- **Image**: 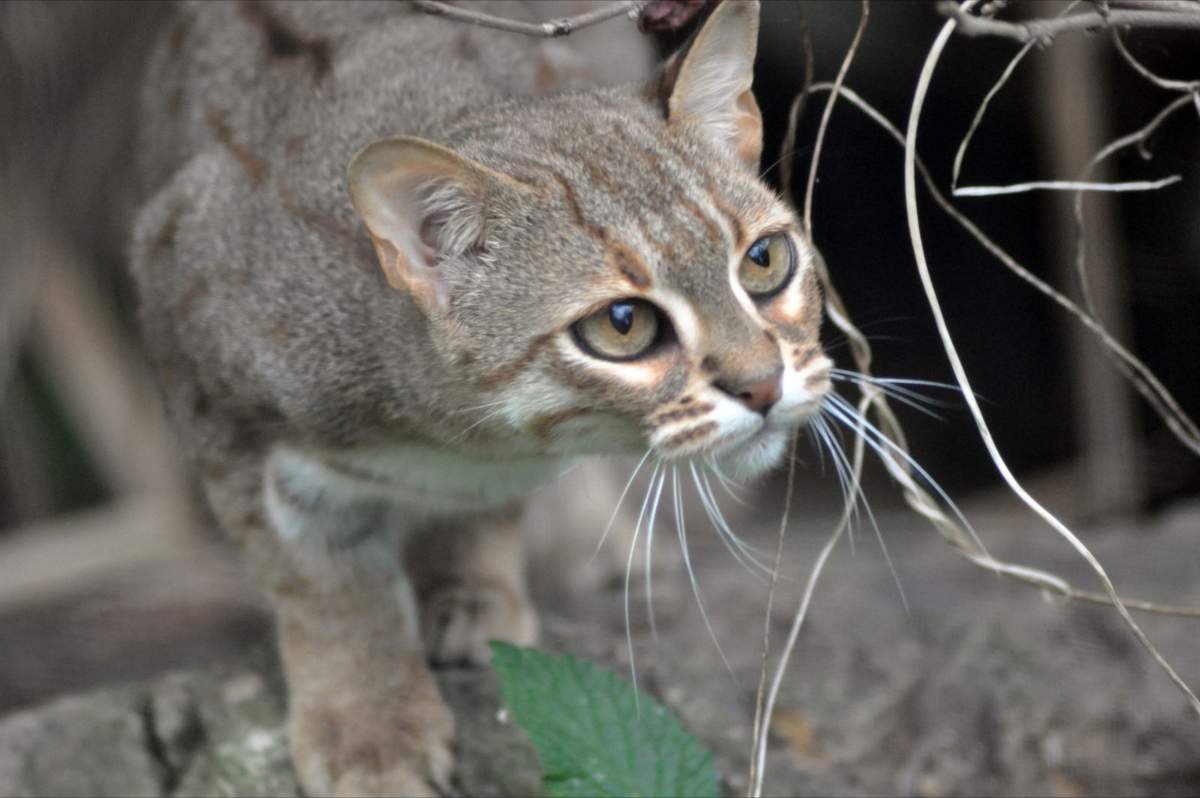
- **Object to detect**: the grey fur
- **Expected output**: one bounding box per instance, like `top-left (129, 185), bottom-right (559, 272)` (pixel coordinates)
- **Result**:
top-left (130, 2), bottom-right (825, 794)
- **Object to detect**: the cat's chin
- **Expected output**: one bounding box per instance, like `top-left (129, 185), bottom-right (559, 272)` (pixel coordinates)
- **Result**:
top-left (712, 426), bottom-right (791, 482)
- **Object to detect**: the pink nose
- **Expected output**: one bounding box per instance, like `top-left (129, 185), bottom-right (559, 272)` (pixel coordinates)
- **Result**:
top-left (716, 368), bottom-right (782, 415)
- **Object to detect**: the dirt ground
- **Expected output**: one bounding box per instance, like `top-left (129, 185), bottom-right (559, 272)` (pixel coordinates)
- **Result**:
top-left (1, 475), bottom-right (1198, 797)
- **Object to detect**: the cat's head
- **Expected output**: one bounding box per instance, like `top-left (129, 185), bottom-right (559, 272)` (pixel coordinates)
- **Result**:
top-left (349, 0), bottom-right (829, 479)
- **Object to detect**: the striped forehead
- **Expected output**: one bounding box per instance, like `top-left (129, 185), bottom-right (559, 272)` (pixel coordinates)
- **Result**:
top-left (474, 103), bottom-right (786, 301)
top-left (547, 123), bottom-right (780, 291)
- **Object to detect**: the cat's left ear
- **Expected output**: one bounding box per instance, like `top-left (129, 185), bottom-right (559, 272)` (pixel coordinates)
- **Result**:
top-left (348, 137), bottom-right (516, 311)
top-left (660, 0), bottom-right (762, 169)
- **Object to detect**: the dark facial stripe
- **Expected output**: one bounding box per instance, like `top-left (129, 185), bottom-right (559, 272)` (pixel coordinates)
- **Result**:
top-left (528, 407), bottom-right (591, 440)
top-left (701, 179), bottom-right (747, 248)
top-left (603, 116), bottom-right (731, 249)
top-left (610, 241), bottom-right (652, 289)
top-left (476, 332), bottom-right (554, 390)
top-left (659, 421), bottom-right (718, 451)
top-left (536, 163), bottom-right (655, 289)
top-left (654, 403), bottom-right (714, 424)
top-left (678, 195), bottom-right (724, 246)
top-left (634, 217), bottom-right (682, 266)
top-left (542, 167), bottom-right (614, 249)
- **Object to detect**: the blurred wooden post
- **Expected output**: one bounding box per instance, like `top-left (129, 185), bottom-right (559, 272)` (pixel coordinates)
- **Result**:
top-left (1033, 24), bottom-right (1143, 516)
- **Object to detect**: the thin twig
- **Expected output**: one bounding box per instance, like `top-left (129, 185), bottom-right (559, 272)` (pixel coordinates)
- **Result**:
top-left (802, 0), bottom-right (869, 233)
top-left (747, 439), bottom-right (797, 795)
top-left (1112, 29), bottom-right (1200, 92)
top-left (1108, 0), bottom-right (1200, 13)
top-left (411, 0), bottom-right (646, 37)
top-left (778, 77), bottom-right (1200, 748)
top-left (949, 2), bottom-right (1185, 196)
top-left (755, 75), bottom-right (1200, 792)
top-left (910, 1), bottom-right (1200, 717)
top-left (1069, 92), bottom-right (1200, 455)
top-left (937, 2), bottom-right (1200, 43)
top-left (752, 5), bottom-right (870, 793)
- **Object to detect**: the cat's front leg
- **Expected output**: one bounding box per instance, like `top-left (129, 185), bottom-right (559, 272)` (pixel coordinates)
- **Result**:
top-left (277, 584), bottom-right (453, 798)
top-left (206, 445), bottom-right (454, 797)
top-left (405, 508), bottom-right (538, 667)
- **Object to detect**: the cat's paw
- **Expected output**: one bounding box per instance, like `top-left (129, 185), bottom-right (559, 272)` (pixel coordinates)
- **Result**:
top-left (288, 683), bottom-right (454, 797)
top-left (420, 581), bottom-right (538, 667)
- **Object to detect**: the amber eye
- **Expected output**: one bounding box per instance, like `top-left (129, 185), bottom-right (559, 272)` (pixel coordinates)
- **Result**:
top-left (572, 300), bottom-right (661, 361)
top-left (738, 233), bottom-right (795, 298)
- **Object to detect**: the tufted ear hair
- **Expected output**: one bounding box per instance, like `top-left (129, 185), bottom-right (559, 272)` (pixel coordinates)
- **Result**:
top-left (659, 0), bottom-right (762, 169)
top-left (348, 137), bottom-right (514, 311)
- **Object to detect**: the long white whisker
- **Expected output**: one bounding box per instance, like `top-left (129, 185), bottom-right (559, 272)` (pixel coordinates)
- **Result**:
top-left (813, 417), bottom-right (855, 528)
top-left (806, 423), bottom-right (828, 477)
top-left (624, 461), bottom-right (661, 714)
top-left (590, 447), bottom-right (654, 563)
top-left (446, 405), bottom-right (509, 444)
top-left (818, 411), bottom-right (910, 615)
top-left (817, 413), bottom-right (862, 539)
top-left (644, 469), bottom-right (667, 645)
top-left (823, 394), bottom-right (989, 561)
top-left (690, 463), bottom-right (772, 583)
top-left (815, 416), bottom-right (859, 554)
top-left (706, 455), bottom-right (749, 505)
top-left (832, 371), bottom-right (960, 409)
top-left (830, 368), bottom-right (967, 393)
top-left (831, 369), bottom-right (970, 399)
top-left (831, 375), bottom-right (948, 420)
top-left (459, 396), bottom-right (511, 413)
top-left (673, 466), bottom-right (736, 681)
top-left (698, 467), bottom-right (779, 571)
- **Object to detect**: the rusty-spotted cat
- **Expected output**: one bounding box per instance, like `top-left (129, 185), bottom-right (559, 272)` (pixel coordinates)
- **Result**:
top-left (130, 1), bottom-right (830, 794)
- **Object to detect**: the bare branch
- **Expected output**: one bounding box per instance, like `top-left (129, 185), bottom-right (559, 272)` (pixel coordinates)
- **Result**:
top-left (938, 1), bottom-right (1200, 43)
top-left (411, 0), bottom-right (646, 37)
top-left (906, 3), bottom-right (1200, 717)
top-left (1112, 29), bottom-right (1200, 92)
top-left (802, 0), bottom-right (869, 233)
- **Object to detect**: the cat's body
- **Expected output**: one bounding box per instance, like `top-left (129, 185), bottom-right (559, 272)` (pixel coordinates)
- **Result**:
top-left (131, 1), bottom-right (829, 793)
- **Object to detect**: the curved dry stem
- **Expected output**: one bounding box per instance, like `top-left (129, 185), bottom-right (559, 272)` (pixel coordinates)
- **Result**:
top-left (802, 0), bottom-right (869, 233)
top-left (1072, 92), bottom-right (1197, 315)
top-left (412, 0), bottom-right (645, 37)
top-left (908, 1), bottom-right (1199, 716)
top-left (752, 5), bottom-right (869, 792)
top-left (938, 2), bottom-right (1200, 43)
top-left (1112, 30), bottom-right (1200, 93)
top-left (951, 2), bottom-right (1182, 198)
top-left (812, 79), bottom-right (1200, 588)
top-left (747, 436), bottom-right (797, 794)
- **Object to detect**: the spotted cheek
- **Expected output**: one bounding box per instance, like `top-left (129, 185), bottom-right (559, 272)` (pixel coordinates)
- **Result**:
top-left (648, 386), bottom-right (761, 460)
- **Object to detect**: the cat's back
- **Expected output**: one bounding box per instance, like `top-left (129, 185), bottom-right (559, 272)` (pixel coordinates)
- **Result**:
top-left (139, 1), bottom-right (522, 200)
top-left (137, 0), bottom-right (654, 200)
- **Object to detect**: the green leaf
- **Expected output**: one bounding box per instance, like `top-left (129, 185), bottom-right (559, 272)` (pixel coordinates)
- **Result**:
top-left (490, 642), bottom-right (720, 798)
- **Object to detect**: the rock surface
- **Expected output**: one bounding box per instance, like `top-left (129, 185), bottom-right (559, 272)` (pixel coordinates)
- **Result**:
top-left (2, 496), bottom-right (1199, 796)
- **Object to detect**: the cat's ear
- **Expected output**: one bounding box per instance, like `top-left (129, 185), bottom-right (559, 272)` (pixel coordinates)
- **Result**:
top-left (661, 0), bottom-right (762, 169)
top-left (348, 137), bottom-right (509, 309)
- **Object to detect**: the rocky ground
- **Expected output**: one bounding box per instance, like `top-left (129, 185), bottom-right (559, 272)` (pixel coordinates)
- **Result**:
top-left (1, 483), bottom-right (1198, 797)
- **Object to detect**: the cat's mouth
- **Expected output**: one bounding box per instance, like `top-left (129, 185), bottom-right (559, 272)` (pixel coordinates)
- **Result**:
top-left (654, 400), bottom-right (821, 480)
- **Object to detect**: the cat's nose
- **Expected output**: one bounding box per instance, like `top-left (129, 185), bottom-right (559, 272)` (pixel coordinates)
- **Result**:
top-left (715, 367), bottom-right (783, 415)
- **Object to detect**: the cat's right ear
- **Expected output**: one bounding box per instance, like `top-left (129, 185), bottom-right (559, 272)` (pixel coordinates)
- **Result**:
top-left (656, 0), bottom-right (762, 169)
top-left (348, 137), bottom-right (510, 311)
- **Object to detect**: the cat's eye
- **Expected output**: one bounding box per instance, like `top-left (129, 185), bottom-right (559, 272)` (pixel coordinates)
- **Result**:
top-left (738, 234), bottom-right (795, 299)
top-left (572, 300), bottom-right (662, 361)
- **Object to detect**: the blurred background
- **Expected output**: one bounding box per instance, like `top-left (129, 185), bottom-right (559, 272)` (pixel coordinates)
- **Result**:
top-left (1, 0), bottom-right (1197, 719)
